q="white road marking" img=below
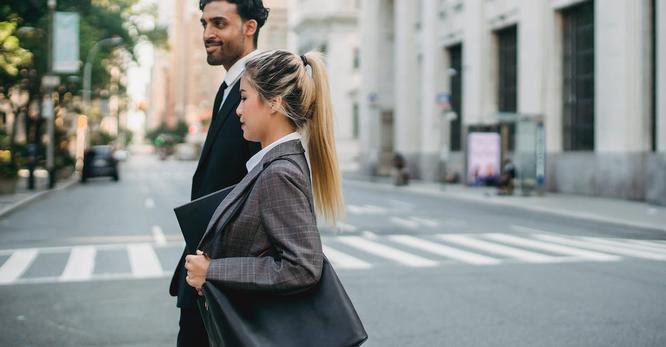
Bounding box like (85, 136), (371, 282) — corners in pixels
(624, 239), (666, 251)
(409, 217), (439, 228)
(335, 222), (358, 233)
(337, 236), (437, 267)
(511, 225), (551, 234)
(0, 249), (38, 285)
(346, 204), (387, 215)
(361, 231), (379, 240)
(390, 217), (419, 230)
(144, 198), (155, 209)
(127, 244), (164, 278)
(59, 246), (96, 282)
(484, 234), (620, 262)
(388, 235), (500, 265)
(437, 234), (559, 263)
(577, 237), (666, 255)
(152, 225), (167, 246)
(322, 245), (372, 269)
(534, 235), (666, 261)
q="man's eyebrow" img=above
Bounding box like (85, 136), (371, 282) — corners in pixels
(204, 16), (228, 23)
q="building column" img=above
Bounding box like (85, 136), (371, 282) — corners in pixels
(419, 0), (445, 181)
(359, 0), (382, 175)
(596, 0), (652, 152)
(463, 0), (489, 126)
(394, 0), (421, 177)
(658, 0), (666, 152)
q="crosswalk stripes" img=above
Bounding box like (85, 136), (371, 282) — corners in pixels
(387, 235), (500, 265)
(437, 234), (560, 263)
(533, 235), (666, 261)
(483, 233), (621, 262)
(127, 244), (164, 278)
(60, 246), (96, 282)
(0, 249), (38, 285)
(322, 245), (372, 269)
(1, 233), (666, 286)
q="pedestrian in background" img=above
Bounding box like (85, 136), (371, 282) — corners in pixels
(184, 49), (345, 342)
(168, 1), (268, 346)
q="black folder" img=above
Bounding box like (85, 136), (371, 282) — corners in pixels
(174, 185), (235, 254)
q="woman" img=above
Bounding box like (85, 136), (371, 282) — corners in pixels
(184, 49), (343, 295)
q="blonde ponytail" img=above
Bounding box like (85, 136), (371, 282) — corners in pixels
(302, 52), (344, 224)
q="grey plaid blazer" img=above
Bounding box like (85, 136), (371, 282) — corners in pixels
(197, 139), (323, 293)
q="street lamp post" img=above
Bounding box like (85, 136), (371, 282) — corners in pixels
(78, 36), (123, 169)
(82, 36), (123, 113)
(45, 0), (56, 188)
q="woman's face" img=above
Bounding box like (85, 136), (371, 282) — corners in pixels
(237, 76), (273, 145)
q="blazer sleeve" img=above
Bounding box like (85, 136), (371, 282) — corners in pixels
(205, 162), (323, 293)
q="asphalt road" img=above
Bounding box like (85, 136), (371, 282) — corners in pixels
(1, 153), (665, 346)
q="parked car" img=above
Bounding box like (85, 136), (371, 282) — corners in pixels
(81, 145), (119, 183)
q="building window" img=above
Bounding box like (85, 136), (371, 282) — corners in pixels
(353, 47), (360, 70)
(448, 44), (463, 151)
(352, 103), (359, 139)
(562, 0), (595, 151)
(496, 25), (518, 152)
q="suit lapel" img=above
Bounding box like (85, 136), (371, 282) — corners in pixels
(194, 82), (241, 176)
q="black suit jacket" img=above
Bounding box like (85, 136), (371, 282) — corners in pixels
(170, 81), (261, 308)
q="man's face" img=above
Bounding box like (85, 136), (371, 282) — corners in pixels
(201, 1), (246, 68)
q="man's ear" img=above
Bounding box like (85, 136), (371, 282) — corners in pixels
(243, 19), (258, 39)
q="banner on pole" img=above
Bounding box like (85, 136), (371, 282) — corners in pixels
(53, 12), (80, 73)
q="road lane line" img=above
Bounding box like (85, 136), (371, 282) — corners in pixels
(322, 245), (372, 269)
(437, 234), (558, 263)
(59, 246), (96, 282)
(0, 249), (38, 284)
(511, 225), (551, 234)
(152, 225), (167, 246)
(390, 217), (419, 230)
(127, 244), (164, 278)
(533, 235), (666, 261)
(337, 236), (437, 267)
(144, 198), (155, 209)
(388, 235), (500, 265)
(484, 234), (620, 262)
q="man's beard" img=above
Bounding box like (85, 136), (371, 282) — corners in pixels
(206, 35), (244, 67)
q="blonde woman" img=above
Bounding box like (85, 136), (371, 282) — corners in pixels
(184, 49), (343, 298)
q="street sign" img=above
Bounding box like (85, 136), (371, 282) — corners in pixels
(42, 97), (54, 119)
(41, 75), (61, 88)
(53, 12), (80, 73)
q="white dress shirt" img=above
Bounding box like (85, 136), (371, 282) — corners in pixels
(219, 49), (263, 109)
(246, 132), (302, 172)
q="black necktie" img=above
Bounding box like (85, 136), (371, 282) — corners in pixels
(212, 82), (228, 120)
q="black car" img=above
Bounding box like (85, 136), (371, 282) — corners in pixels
(81, 145), (119, 182)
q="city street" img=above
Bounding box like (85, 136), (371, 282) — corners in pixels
(1, 154), (665, 347)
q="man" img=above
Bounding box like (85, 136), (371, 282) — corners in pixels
(169, 1), (268, 345)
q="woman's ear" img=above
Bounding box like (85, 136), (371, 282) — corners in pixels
(269, 96), (283, 115)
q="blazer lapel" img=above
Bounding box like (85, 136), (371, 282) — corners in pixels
(194, 82), (241, 175)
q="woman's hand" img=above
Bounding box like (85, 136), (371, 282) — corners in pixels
(185, 250), (211, 296)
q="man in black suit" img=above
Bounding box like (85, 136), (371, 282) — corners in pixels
(169, 1), (268, 345)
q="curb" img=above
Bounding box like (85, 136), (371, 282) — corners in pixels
(0, 176), (79, 219)
(344, 179), (666, 233)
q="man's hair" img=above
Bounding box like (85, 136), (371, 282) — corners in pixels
(199, 0), (270, 47)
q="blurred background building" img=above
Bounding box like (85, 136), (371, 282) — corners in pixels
(359, 0), (665, 205)
(289, 0), (362, 172)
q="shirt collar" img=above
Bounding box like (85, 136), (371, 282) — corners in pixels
(246, 132), (302, 172)
(224, 49), (262, 87)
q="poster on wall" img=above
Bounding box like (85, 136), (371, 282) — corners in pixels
(466, 132), (501, 186)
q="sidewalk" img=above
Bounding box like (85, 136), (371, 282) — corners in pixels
(0, 171), (79, 218)
(344, 175), (666, 232)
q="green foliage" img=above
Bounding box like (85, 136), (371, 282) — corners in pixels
(146, 120), (189, 147)
(0, 21), (32, 77)
(0, 127), (17, 178)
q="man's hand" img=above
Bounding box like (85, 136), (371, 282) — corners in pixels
(185, 250), (211, 295)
